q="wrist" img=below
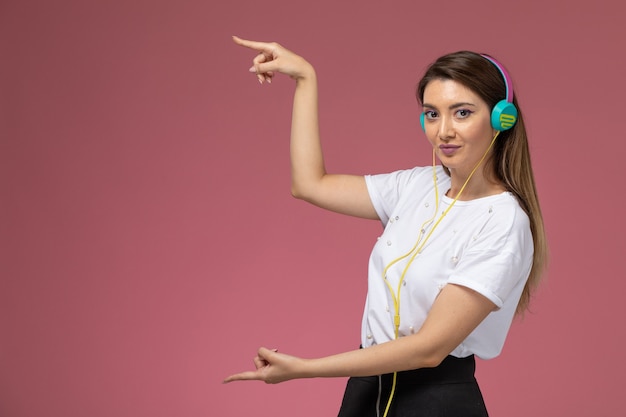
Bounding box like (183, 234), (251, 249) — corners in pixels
(296, 357), (317, 379)
(294, 61), (316, 83)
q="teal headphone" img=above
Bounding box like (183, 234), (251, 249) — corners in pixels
(420, 54), (518, 132)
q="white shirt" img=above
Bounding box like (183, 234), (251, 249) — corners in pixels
(362, 166), (534, 359)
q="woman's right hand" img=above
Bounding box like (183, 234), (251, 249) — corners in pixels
(232, 36), (315, 84)
(223, 347), (307, 384)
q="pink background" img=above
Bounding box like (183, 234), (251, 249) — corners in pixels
(2, 0), (624, 416)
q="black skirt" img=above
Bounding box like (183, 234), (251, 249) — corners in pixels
(337, 355), (489, 417)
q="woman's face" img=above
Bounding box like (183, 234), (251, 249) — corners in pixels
(422, 79), (496, 177)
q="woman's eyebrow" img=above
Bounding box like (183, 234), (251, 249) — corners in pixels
(422, 102), (477, 110)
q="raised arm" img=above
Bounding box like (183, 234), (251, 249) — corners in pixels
(223, 284), (496, 383)
(233, 37), (378, 220)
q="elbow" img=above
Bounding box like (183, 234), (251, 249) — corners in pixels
(290, 184), (306, 200)
(418, 348), (451, 369)
(291, 172), (326, 202)
(290, 180), (318, 203)
(419, 355), (443, 369)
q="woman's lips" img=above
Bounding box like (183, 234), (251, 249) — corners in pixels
(439, 145), (460, 156)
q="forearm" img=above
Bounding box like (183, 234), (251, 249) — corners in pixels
(300, 285), (496, 379)
(289, 69), (326, 198)
(300, 334), (443, 379)
(224, 285), (494, 384)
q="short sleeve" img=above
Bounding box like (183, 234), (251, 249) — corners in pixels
(447, 204), (534, 308)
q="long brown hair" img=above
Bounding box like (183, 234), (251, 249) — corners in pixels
(416, 51), (548, 314)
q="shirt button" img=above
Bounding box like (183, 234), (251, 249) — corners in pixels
(367, 334), (373, 339)
(451, 256), (459, 263)
(387, 240), (392, 246)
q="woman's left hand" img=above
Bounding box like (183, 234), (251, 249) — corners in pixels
(223, 347), (306, 384)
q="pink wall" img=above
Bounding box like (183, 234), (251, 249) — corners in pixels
(2, 1), (624, 416)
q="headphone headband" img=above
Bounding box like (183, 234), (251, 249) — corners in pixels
(480, 54), (514, 103)
(480, 53), (518, 131)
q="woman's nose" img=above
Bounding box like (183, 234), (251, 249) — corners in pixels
(437, 117), (455, 140)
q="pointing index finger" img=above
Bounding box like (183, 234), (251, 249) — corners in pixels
(222, 370), (262, 383)
(232, 36), (275, 55)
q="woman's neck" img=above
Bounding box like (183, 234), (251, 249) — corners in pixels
(446, 168), (505, 201)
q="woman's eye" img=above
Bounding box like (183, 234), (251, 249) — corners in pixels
(456, 109), (473, 118)
(424, 110), (438, 119)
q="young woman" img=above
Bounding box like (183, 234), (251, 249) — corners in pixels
(225, 36), (548, 417)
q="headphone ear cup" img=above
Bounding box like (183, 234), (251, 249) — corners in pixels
(491, 100), (518, 131)
(420, 113), (426, 132)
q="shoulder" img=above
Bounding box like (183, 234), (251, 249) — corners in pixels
(490, 192), (531, 229)
(365, 166), (446, 224)
(475, 192), (533, 254)
(365, 165), (447, 191)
